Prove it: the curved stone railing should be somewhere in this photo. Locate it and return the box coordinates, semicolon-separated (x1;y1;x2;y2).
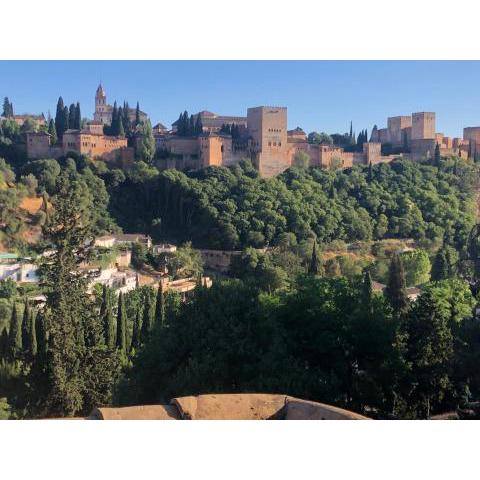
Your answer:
88;393;370;420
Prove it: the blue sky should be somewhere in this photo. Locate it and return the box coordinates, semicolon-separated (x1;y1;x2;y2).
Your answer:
1;61;480;137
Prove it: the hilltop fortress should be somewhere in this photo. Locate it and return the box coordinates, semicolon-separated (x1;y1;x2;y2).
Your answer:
24;83;479;177
155;106;470;177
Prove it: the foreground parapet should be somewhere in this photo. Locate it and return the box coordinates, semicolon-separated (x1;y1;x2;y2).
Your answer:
88;394;370;420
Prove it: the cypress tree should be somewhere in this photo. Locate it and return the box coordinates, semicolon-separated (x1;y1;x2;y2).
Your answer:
154;281;166;326
385;254;408;313
29;309;37;358
431;249;450;281
195;115;203;135
74;102;81;130
2;97;9;117
41;191;50;227
141;295;154;343
0;327;8;358
363;270;373;315
349;121;353;140
118;114;125;137
135;102;140;126
68;103;76;129
111;101;118;134
131;310;142;353
122;101;130;135
21;298;31;354
48;118;57;145
116;292;127;352
100;285;115;349
35;310;47;360
62;106;69;133
7;304;22;361
3;97;13;117
434;143;441;167
55;97;65;139
182;111;189;136
189;115;195;136
308;240;323;275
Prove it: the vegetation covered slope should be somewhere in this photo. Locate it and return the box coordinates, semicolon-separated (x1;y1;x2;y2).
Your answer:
109;157;478;251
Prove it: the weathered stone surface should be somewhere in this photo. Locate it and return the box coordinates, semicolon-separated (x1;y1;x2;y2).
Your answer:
171;393;288;420
89;405;181;420
284;398;370;420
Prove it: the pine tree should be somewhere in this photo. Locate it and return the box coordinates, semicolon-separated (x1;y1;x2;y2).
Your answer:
48;118;57;145
431;249;450;281
116;292;127;352
74;102;81;129
385;254;408;313
154;281;166;326
68;103;76;129
434;143;441;167
21;298;31;355
7;304;22;361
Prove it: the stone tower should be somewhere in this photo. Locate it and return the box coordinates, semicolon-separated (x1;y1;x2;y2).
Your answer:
94;83;111;124
412;112;435;140
247;106;288;177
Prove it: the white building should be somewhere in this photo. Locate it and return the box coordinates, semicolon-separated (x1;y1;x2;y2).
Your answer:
0;253;39;283
152;243;177;255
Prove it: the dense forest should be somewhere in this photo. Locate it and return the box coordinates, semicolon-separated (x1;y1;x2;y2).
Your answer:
107;157;478;252
118;274;480;419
